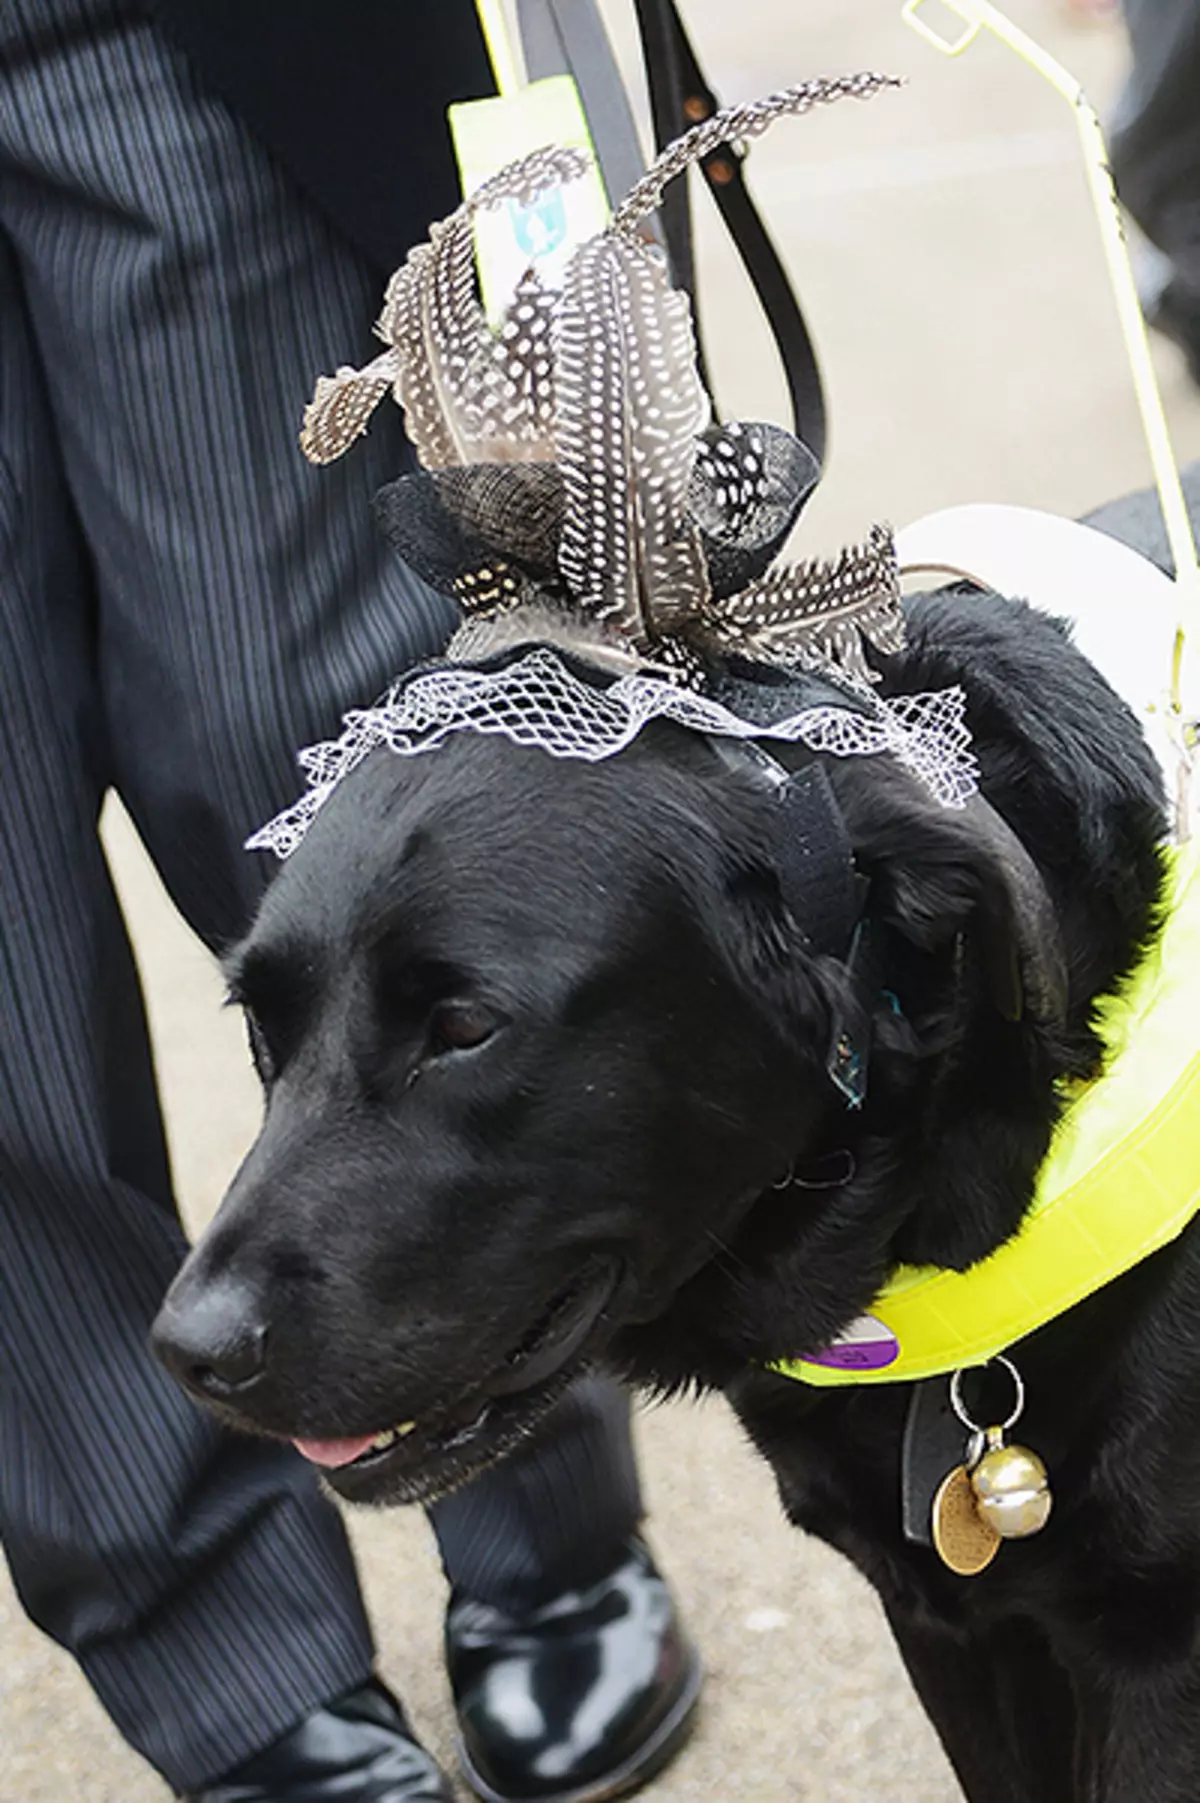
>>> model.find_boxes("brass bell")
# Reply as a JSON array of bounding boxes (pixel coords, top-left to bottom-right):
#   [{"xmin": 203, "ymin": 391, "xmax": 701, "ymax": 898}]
[{"xmin": 969, "ymin": 1428, "xmax": 1052, "ymax": 1539}]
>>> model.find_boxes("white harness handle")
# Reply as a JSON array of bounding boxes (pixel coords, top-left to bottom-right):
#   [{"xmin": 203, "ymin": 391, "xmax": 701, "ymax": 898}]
[{"xmin": 897, "ymin": 503, "xmax": 1198, "ymax": 839}]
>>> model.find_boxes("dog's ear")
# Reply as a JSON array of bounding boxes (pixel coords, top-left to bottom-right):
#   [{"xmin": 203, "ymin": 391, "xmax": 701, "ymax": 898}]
[
  {"xmin": 674, "ymin": 749, "xmax": 1070, "ymax": 1273},
  {"xmin": 828, "ymin": 760, "xmax": 1068, "ymax": 1028},
  {"xmin": 693, "ymin": 748, "xmax": 1067, "ymax": 1045},
  {"xmin": 818, "ymin": 758, "xmax": 1073, "ymax": 1271}
]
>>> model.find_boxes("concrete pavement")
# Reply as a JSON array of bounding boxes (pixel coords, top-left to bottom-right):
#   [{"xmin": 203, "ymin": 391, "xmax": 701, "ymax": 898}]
[{"xmin": 4, "ymin": 1, "xmax": 1200, "ymax": 1797}]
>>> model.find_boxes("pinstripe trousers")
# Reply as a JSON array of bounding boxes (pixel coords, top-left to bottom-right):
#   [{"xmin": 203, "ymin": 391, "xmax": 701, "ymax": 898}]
[{"xmin": 0, "ymin": 0, "xmax": 640, "ymax": 1788}]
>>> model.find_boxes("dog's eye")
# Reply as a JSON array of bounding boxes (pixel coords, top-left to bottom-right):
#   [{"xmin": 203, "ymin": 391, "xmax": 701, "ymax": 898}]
[
  {"xmin": 428, "ymin": 1000, "xmax": 498, "ymax": 1055},
  {"xmin": 244, "ymin": 1010, "xmax": 276, "ymax": 1085}
]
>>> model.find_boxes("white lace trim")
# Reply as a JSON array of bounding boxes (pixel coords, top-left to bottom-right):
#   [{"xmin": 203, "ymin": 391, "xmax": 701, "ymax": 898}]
[{"xmin": 247, "ymin": 649, "xmax": 977, "ymax": 858}]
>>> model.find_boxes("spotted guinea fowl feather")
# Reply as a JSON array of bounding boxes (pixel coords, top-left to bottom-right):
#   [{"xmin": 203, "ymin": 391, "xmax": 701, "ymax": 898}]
[
  {"xmin": 299, "ymin": 350, "xmax": 400, "ymax": 465},
  {"xmin": 554, "ymin": 238, "xmax": 636, "ymax": 632},
  {"xmin": 613, "ymin": 74, "xmax": 902, "ymax": 235},
  {"xmin": 690, "ymin": 423, "xmax": 773, "ymax": 542},
  {"xmin": 375, "ymin": 247, "xmax": 459, "ymax": 468},
  {"xmin": 491, "ymin": 271, "xmax": 558, "ymax": 443},
  {"xmin": 300, "ymin": 244, "xmax": 458, "ymax": 469},
  {"xmin": 417, "ymin": 148, "xmax": 588, "ymax": 463},
  {"xmin": 554, "ymin": 233, "xmax": 710, "ymax": 644},
  {"xmin": 305, "ymin": 146, "xmax": 588, "ymax": 469},
  {"xmin": 705, "ymin": 523, "xmax": 904, "ymax": 683},
  {"xmin": 421, "ymin": 208, "xmax": 496, "ymax": 462},
  {"xmin": 468, "ymin": 144, "xmax": 592, "ymax": 216}
]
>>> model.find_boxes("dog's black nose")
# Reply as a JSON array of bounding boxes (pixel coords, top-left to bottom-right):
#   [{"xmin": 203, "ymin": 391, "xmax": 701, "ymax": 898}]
[{"xmin": 152, "ymin": 1281, "xmax": 268, "ymax": 1398}]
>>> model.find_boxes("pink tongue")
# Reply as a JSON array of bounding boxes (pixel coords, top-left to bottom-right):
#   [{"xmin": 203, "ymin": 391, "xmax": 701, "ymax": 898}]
[{"xmin": 292, "ymin": 1434, "xmax": 379, "ymax": 1468}]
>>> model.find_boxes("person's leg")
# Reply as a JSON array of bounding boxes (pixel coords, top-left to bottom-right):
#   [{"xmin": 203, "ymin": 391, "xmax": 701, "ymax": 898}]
[
  {"xmin": 0, "ymin": 0, "xmax": 453, "ymax": 941},
  {"xmin": 435, "ymin": 1385, "xmax": 700, "ymax": 1803},
  {"xmin": 430, "ymin": 1380, "xmax": 641, "ymax": 1611},
  {"xmin": 0, "ymin": 225, "xmax": 377, "ymax": 1792},
  {"xmin": 1112, "ymin": 0, "xmax": 1200, "ymax": 376},
  {"xmin": 2, "ymin": 0, "xmax": 655, "ymax": 1789}
]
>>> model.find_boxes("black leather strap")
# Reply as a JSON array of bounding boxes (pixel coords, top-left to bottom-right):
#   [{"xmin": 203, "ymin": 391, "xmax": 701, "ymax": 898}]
[
  {"xmin": 901, "ymin": 1378, "xmax": 964, "ymax": 1547},
  {"xmin": 632, "ymin": 0, "xmax": 828, "ymax": 463},
  {"xmin": 776, "ymin": 764, "xmax": 860, "ymax": 959}
]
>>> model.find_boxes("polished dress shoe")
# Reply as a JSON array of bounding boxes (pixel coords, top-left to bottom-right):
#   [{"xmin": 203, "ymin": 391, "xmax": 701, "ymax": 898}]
[
  {"xmin": 181, "ymin": 1678, "xmax": 453, "ymax": 1802},
  {"xmin": 446, "ymin": 1536, "xmax": 702, "ymax": 1803}
]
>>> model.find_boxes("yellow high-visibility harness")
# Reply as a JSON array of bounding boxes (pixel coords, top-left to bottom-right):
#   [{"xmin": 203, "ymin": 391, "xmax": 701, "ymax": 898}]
[{"xmin": 775, "ymin": 842, "xmax": 1200, "ymax": 1387}]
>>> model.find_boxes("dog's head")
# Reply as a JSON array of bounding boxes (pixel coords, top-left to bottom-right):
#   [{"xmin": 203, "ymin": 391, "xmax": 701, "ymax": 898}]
[{"xmin": 153, "ymin": 712, "xmax": 1066, "ymax": 1504}]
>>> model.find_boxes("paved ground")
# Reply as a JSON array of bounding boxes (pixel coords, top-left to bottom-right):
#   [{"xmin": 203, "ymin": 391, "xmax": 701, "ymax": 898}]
[{"xmin": 4, "ymin": 2, "xmax": 1200, "ymax": 1799}]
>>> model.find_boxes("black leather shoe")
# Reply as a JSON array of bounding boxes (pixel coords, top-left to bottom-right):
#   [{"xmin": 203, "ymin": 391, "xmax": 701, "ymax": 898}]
[
  {"xmin": 181, "ymin": 1678, "xmax": 453, "ymax": 1802},
  {"xmin": 446, "ymin": 1536, "xmax": 702, "ymax": 1803}
]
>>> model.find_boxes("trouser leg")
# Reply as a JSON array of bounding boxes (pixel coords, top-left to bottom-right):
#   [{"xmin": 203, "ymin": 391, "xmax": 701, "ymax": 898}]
[
  {"xmin": 0, "ymin": 227, "xmax": 375, "ymax": 1793},
  {"xmin": 0, "ymin": 0, "xmax": 643, "ymax": 1764},
  {"xmin": 1112, "ymin": 0, "xmax": 1200, "ymax": 298},
  {"xmin": 429, "ymin": 1379, "xmax": 642, "ymax": 1611}
]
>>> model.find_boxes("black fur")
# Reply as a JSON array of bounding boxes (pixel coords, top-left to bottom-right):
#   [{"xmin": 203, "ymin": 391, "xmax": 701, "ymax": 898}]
[{"xmin": 156, "ymin": 585, "xmax": 1195, "ymax": 1803}]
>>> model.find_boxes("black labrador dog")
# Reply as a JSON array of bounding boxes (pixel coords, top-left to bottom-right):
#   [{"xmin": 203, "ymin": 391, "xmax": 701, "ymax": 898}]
[{"xmin": 155, "ymin": 509, "xmax": 1200, "ymax": 1801}]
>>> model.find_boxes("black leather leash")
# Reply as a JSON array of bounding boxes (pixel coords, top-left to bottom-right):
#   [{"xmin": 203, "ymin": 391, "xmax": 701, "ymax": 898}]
[{"xmin": 632, "ymin": 0, "xmax": 828, "ymax": 464}]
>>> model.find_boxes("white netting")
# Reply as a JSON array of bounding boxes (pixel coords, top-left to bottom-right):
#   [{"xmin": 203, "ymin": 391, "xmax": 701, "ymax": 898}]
[{"xmin": 247, "ymin": 648, "xmax": 978, "ymax": 858}]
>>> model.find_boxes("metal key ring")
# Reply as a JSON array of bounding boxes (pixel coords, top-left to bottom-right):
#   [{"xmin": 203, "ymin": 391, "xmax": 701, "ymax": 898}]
[{"xmin": 949, "ymin": 1355, "xmax": 1025, "ymax": 1433}]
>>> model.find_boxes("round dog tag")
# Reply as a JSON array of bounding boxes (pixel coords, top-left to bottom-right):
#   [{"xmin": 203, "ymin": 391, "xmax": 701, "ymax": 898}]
[{"xmin": 932, "ymin": 1465, "xmax": 1001, "ymax": 1576}]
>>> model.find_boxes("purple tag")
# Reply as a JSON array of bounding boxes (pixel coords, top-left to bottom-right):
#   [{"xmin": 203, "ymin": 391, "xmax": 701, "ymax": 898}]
[{"xmin": 808, "ymin": 1314, "xmax": 900, "ymax": 1371}]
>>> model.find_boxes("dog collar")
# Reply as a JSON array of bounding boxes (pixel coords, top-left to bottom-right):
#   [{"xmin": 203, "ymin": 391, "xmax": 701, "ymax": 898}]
[{"xmin": 773, "ymin": 839, "xmax": 1200, "ymax": 1386}]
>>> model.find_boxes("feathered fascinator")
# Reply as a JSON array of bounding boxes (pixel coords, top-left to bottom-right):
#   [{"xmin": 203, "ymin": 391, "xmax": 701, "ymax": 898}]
[{"xmin": 251, "ymin": 77, "xmax": 977, "ymax": 859}]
